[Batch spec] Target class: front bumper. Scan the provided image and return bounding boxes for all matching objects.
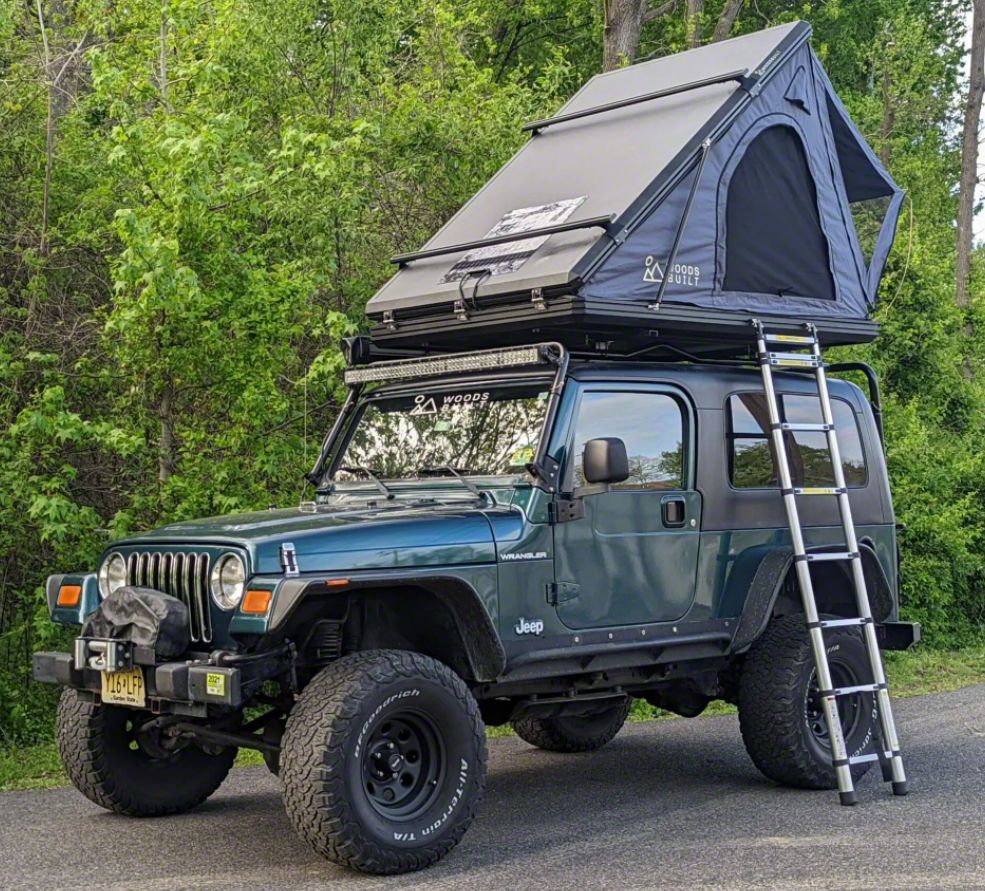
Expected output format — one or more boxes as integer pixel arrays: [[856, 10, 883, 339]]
[[33, 638, 292, 711]]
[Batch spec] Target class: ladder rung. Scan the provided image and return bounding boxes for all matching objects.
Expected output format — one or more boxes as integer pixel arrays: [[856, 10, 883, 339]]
[[763, 333, 816, 345], [823, 683, 886, 698], [809, 617, 871, 629], [802, 551, 860, 563], [787, 486, 846, 496], [774, 422, 833, 433], [843, 751, 894, 766], [767, 351, 821, 366]]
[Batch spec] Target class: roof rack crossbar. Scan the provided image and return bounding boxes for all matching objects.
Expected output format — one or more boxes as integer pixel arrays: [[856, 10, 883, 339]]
[[391, 215, 615, 268], [521, 68, 750, 135]]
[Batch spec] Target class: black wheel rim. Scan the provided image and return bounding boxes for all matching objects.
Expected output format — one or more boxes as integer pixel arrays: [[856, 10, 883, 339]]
[[804, 661, 862, 748], [361, 711, 445, 820]]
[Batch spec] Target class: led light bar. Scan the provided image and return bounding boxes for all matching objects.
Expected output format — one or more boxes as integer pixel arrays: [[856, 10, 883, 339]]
[[344, 344, 558, 385]]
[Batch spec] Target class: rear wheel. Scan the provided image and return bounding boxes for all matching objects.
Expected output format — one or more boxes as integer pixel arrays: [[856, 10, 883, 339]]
[[738, 614, 877, 789], [56, 688, 236, 816], [280, 650, 487, 875], [512, 697, 632, 753]]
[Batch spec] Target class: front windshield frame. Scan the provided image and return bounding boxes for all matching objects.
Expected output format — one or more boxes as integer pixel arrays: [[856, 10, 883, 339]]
[[325, 372, 558, 487]]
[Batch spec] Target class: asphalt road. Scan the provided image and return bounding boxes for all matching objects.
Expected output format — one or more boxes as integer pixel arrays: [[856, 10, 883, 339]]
[[3, 685, 985, 891]]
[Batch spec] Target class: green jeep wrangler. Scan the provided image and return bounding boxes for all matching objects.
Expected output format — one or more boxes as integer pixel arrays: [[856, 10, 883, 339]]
[[34, 340, 917, 874], [35, 21, 921, 873]]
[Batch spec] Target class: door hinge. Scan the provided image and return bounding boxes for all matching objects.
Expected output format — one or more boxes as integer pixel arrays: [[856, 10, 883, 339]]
[[548, 498, 585, 524], [547, 581, 580, 605]]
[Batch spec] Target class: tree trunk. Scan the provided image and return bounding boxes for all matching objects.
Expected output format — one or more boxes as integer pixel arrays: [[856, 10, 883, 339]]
[[685, 0, 703, 49], [603, 0, 648, 71], [710, 0, 743, 44], [158, 387, 176, 484], [957, 0, 985, 309]]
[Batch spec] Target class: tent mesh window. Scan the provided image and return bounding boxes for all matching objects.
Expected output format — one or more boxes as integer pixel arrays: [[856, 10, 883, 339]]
[[825, 95, 895, 267], [723, 125, 835, 301]]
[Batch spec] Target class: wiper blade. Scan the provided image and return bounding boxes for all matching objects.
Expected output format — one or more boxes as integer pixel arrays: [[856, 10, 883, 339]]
[[417, 466, 484, 500], [337, 465, 395, 500]]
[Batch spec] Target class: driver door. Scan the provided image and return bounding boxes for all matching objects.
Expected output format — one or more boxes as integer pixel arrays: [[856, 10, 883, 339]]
[[552, 386, 701, 629]]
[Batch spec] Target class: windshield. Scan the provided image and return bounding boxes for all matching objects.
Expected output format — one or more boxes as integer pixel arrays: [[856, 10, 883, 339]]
[[334, 382, 551, 481]]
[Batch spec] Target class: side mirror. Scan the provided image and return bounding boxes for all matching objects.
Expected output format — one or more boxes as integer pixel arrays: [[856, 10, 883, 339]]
[[582, 437, 629, 485]]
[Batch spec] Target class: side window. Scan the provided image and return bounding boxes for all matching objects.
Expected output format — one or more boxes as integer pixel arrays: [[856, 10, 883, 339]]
[[569, 391, 685, 490], [727, 393, 866, 488]]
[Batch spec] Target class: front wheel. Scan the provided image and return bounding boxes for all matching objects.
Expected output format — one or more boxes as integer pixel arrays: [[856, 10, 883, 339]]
[[280, 650, 487, 875], [738, 614, 878, 789], [56, 688, 236, 816]]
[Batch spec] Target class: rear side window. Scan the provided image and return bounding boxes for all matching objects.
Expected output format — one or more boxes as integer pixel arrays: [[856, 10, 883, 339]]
[[727, 393, 866, 489], [570, 391, 685, 490]]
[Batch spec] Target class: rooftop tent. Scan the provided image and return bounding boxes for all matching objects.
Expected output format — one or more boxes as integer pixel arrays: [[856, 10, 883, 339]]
[[365, 21, 902, 354]]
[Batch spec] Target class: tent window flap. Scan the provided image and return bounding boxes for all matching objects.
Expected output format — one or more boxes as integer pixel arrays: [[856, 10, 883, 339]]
[[723, 125, 835, 301]]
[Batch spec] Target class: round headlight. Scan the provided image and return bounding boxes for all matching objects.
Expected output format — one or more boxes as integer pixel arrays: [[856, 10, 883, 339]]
[[210, 553, 246, 610], [98, 552, 127, 599]]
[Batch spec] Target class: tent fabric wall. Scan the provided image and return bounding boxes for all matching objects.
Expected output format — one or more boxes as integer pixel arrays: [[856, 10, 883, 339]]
[[579, 42, 901, 321]]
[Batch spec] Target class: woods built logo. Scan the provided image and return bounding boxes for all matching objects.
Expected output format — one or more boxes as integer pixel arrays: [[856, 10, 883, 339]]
[[643, 255, 701, 288]]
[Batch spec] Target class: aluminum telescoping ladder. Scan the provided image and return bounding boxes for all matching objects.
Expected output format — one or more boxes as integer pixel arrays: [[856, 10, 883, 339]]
[[752, 320, 908, 806]]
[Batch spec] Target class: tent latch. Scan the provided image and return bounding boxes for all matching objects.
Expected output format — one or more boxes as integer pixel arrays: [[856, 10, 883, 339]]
[[531, 288, 547, 311], [453, 299, 470, 321], [382, 311, 398, 331]]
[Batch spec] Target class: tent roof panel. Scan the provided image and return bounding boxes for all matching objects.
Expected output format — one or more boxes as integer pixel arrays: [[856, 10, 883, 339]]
[[366, 21, 808, 317]]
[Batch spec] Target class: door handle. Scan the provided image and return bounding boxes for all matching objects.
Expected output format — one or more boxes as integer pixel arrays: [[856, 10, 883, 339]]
[[661, 495, 687, 528]]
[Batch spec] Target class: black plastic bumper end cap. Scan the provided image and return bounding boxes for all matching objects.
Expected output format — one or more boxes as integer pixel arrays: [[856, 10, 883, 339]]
[[839, 791, 858, 807], [32, 651, 76, 686]]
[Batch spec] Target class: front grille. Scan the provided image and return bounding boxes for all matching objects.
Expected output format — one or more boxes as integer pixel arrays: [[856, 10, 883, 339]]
[[126, 551, 213, 643]]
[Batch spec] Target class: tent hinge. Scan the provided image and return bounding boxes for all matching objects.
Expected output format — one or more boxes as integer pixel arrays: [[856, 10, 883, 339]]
[[382, 310, 398, 331], [531, 288, 547, 311], [737, 72, 761, 94]]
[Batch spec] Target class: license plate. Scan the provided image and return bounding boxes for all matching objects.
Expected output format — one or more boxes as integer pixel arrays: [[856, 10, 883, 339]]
[[100, 666, 145, 708]]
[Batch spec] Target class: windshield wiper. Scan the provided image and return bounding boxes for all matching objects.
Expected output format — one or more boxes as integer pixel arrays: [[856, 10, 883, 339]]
[[337, 466, 395, 500], [418, 466, 485, 500]]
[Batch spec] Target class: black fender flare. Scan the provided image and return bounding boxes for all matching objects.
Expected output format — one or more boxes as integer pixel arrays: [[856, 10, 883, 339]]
[[267, 573, 505, 682], [729, 541, 894, 653]]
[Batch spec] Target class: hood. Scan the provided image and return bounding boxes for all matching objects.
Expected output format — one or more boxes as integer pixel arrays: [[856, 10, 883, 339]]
[[114, 501, 504, 574]]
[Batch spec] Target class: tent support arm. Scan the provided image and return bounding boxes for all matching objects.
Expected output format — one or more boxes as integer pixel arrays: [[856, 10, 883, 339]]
[[650, 138, 712, 311], [522, 69, 749, 135], [391, 215, 615, 268]]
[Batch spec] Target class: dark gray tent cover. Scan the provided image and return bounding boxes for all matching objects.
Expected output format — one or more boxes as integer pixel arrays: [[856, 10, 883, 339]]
[[366, 21, 902, 328]]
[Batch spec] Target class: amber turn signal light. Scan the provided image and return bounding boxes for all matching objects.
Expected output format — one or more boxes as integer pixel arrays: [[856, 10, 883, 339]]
[[57, 585, 82, 607], [325, 578, 349, 588], [241, 589, 272, 615]]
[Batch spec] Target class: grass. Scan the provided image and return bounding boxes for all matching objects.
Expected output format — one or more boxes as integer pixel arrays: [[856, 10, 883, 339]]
[[2, 644, 982, 793]]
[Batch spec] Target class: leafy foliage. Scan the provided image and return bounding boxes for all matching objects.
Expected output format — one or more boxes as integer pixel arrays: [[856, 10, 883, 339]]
[[0, 0, 979, 744]]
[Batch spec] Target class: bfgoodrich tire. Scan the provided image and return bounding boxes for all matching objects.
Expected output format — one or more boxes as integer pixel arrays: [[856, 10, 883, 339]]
[[511, 697, 632, 753], [280, 650, 487, 875], [738, 614, 878, 789], [55, 688, 236, 816]]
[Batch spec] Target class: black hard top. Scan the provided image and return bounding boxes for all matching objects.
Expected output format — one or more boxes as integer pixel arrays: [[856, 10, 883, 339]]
[[566, 360, 865, 412]]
